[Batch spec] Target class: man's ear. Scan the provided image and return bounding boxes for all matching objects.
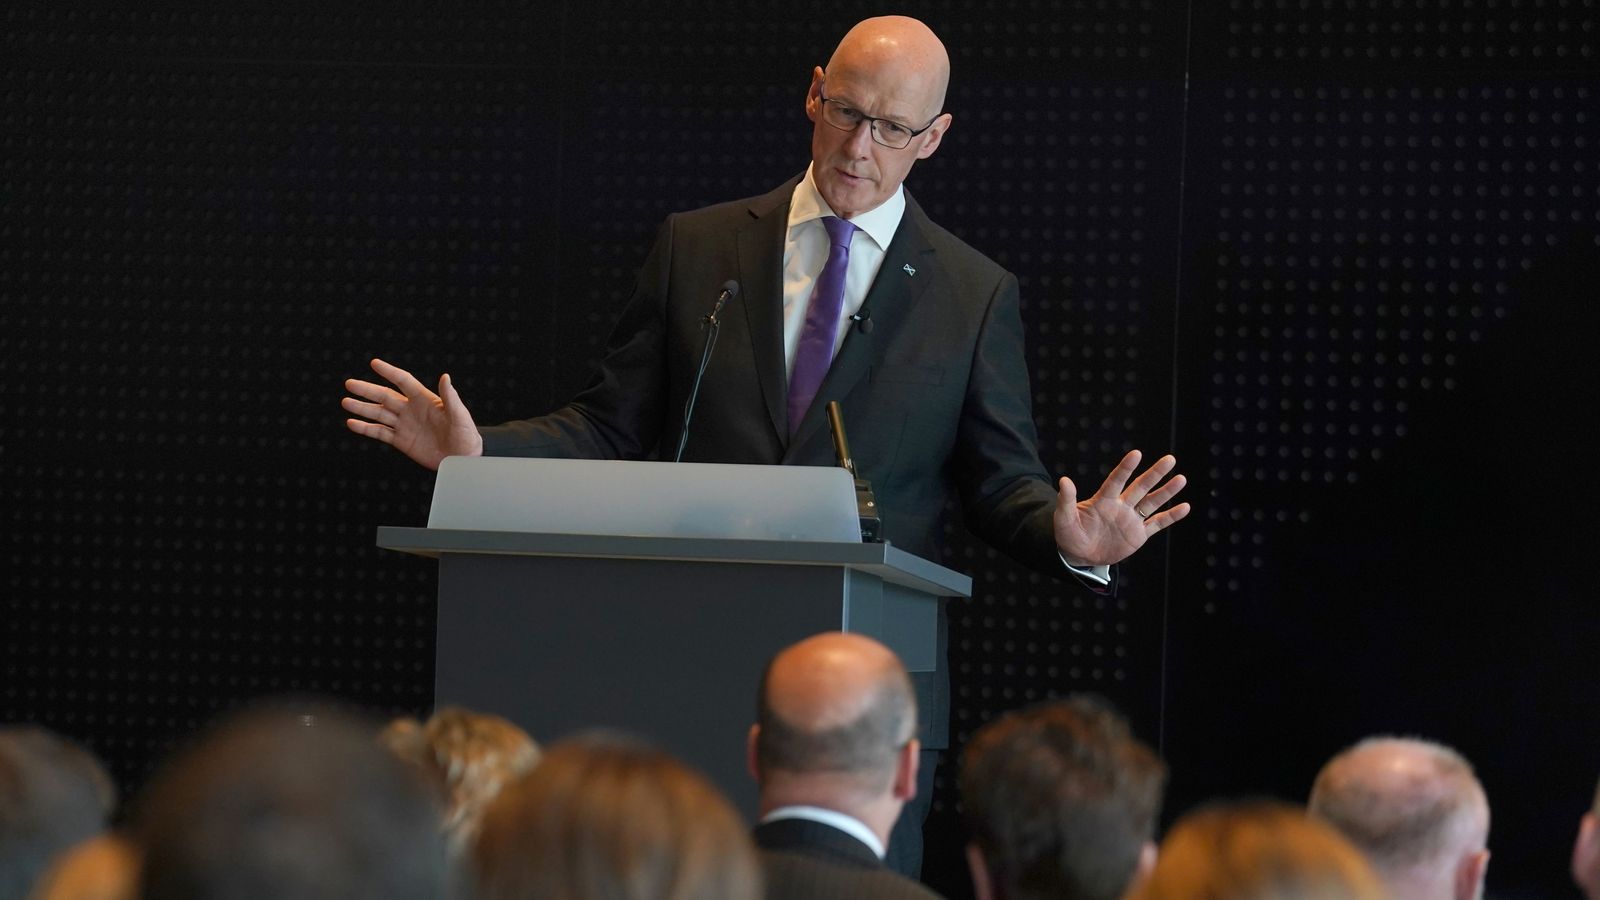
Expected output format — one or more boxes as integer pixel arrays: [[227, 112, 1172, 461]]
[[805, 66, 826, 122], [893, 738, 921, 801], [965, 842, 995, 900], [914, 113, 953, 160], [746, 724, 761, 782], [1456, 848, 1489, 900]]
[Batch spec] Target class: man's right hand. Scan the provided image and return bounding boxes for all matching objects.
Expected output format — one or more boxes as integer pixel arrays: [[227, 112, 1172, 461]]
[[342, 358, 484, 471]]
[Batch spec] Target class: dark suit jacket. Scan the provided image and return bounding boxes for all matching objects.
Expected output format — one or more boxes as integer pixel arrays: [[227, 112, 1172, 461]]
[[479, 177, 1067, 745], [753, 818, 945, 900]]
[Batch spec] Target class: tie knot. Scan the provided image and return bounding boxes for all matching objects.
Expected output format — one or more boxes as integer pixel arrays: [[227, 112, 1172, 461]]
[[822, 215, 858, 250]]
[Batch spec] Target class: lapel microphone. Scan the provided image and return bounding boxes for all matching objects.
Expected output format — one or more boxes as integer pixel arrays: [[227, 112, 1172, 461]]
[[851, 308, 874, 334]]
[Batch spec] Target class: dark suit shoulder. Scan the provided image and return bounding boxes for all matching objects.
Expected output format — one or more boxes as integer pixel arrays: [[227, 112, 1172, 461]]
[[668, 177, 800, 229], [753, 820, 945, 900], [759, 849, 945, 900], [900, 192, 1010, 284]]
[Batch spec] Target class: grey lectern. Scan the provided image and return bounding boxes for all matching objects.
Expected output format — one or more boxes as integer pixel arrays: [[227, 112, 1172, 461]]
[[377, 457, 971, 814]]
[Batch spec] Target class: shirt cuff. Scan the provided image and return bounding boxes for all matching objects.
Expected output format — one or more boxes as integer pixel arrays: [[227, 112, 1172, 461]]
[[1059, 553, 1112, 586]]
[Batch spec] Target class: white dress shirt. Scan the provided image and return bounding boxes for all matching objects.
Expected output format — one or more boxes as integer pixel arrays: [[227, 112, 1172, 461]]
[[780, 165, 905, 377]]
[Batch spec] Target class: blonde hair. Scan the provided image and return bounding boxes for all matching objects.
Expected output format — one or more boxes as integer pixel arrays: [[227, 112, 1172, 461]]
[[1133, 800, 1385, 900], [381, 707, 541, 853]]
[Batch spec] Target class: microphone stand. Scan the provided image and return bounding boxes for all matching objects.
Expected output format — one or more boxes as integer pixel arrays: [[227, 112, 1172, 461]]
[[673, 282, 737, 463]]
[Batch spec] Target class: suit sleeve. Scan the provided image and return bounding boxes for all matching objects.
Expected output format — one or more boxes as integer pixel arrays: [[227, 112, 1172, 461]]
[[477, 216, 677, 460], [951, 271, 1069, 575]]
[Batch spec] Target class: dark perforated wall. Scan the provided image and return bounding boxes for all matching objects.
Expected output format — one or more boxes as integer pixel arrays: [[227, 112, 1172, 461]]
[[2, 4, 566, 781], [1167, 3, 1597, 896], [3, 2, 1596, 896]]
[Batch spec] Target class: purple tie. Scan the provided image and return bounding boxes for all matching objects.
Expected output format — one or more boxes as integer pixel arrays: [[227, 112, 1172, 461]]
[[788, 215, 859, 434]]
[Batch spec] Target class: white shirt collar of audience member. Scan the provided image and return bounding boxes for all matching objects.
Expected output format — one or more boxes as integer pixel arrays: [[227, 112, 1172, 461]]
[[761, 804, 887, 859]]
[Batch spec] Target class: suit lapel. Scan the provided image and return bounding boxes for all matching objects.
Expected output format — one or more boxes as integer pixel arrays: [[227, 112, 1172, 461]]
[[786, 193, 939, 454], [735, 178, 800, 447]]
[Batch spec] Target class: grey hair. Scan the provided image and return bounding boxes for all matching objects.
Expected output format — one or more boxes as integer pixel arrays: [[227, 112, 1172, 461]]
[[1308, 735, 1487, 871]]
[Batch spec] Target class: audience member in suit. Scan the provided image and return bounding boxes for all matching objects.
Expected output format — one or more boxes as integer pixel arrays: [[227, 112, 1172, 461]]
[[381, 706, 542, 860], [0, 727, 116, 900], [133, 707, 449, 900], [1309, 736, 1491, 900], [1131, 800, 1385, 900], [747, 632, 942, 900], [1573, 777, 1600, 900], [960, 695, 1166, 900], [472, 733, 760, 900]]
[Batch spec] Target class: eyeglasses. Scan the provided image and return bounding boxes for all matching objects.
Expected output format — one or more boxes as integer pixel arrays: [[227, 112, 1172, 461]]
[[816, 86, 941, 150]]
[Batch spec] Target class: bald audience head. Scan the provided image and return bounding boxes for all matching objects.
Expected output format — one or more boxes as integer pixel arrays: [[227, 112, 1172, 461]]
[[1309, 736, 1490, 900], [749, 633, 918, 844]]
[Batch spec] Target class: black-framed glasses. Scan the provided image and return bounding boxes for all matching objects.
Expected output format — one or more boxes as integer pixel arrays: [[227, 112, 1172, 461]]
[[817, 86, 940, 150]]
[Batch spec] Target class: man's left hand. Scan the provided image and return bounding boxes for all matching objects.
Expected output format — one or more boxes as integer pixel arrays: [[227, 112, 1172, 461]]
[[1054, 450, 1190, 567]]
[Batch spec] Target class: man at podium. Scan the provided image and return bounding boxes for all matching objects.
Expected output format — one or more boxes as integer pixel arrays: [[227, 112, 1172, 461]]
[[342, 13, 1187, 875]]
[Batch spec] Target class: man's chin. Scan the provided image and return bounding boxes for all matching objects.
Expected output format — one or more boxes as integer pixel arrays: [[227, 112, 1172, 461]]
[[820, 181, 876, 218]]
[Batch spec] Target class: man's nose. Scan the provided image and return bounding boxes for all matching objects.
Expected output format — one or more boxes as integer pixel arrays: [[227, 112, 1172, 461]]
[[844, 119, 876, 156]]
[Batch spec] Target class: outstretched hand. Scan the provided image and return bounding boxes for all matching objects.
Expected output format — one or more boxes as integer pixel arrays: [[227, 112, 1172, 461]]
[[1054, 450, 1190, 567], [341, 358, 483, 471]]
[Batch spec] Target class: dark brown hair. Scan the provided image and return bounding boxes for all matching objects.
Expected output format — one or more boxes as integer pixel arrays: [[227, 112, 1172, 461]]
[[135, 707, 448, 900], [961, 694, 1167, 900]]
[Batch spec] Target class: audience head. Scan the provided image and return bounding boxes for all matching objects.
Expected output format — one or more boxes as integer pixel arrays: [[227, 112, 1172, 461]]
[[1309, 736, 1490, 900], [472, 733, 760, 900], [1133, 799, 1385, 900], [1572, 776, 1600, 900], [134, 706, 448, 900], [381, 706, 541, 855], [0, 726, 116, 900], [960, 694, 1167, 900], [749, 632, 919, 843], [806, 16, 953, 219]]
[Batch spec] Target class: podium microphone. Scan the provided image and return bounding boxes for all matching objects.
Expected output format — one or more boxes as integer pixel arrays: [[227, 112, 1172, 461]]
[[674, 280, 740, 463], [825, 401, 883, 543], [707, 280, 737, 324]]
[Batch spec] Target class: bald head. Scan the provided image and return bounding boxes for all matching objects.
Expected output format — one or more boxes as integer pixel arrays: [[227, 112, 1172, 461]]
[[754, 633, 915, 788], [827, 16, 950, 123], [1309, 737, 1489, 896], [806, 17, 954, 219]]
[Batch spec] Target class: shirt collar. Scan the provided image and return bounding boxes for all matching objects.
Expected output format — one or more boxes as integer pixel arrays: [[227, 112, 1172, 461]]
[[789, 164, 905, 252], [760, 805, 887, 859]]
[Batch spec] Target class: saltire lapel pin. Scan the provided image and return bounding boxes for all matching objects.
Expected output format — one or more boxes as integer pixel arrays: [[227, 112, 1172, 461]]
[[902, 263, 917, 276]]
